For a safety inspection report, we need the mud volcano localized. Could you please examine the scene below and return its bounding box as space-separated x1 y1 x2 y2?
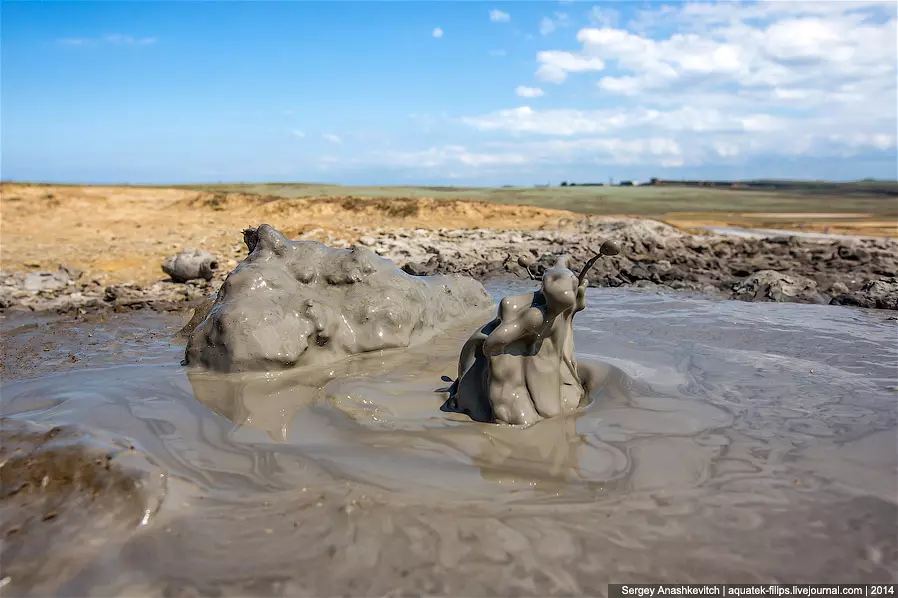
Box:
184 224 493 372
442 241 620 425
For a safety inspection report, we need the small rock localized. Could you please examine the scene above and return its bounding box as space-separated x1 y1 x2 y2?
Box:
830 278 898 310
23 266 72 292
359 236 376 246
732 270 824 304
829 281 849 296
517 255 536 268
162 249 219 283
401 262 435 276
58 264 83 281
836 243 870 262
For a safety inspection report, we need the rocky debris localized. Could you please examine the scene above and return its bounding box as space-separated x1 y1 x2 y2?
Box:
731 270 826 304
22 264 81 292
830 278 898 310
356 219 897 309
184 224 493 372
2 219 897 313
162 249 219 283
0 270 217 314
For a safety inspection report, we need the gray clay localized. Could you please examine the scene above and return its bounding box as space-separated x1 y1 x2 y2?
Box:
162 249 219 283
442 241 619 426
184 224 493 372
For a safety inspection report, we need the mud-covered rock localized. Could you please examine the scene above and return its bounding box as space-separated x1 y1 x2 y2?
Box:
162 249 219 283
22 265 80 292
830 278 898 310
184 224 494 372
731 270 825 304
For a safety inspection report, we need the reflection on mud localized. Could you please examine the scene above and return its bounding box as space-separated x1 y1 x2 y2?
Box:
189 350 635 495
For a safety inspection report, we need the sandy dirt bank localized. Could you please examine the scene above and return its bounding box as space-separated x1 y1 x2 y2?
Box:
2 183 896 312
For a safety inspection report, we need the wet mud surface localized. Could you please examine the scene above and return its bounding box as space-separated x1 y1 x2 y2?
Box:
1 282 897 595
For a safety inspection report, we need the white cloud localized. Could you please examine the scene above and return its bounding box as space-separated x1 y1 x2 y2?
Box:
462 106 786 136
571 4 897 107
490 9 510 23
539 18 556 36
382 145 529 169
481 136 686 167
432 27 444 38
323 133 342 144
320 2 896 178
509 0 896 167
58 34 156 47
292 129 306 138
515 86 545 98
587 6 619 28
539 12 571 36
459 100 896 166
536 50 605 83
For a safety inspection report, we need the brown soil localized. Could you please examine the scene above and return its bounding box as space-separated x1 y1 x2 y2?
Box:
0 184 583 285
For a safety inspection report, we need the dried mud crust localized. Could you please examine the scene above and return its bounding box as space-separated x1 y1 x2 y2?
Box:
371 219 898 308
0 418 166 595
2 218 897 313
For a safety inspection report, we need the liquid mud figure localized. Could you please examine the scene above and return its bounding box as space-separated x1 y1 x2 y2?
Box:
442 242 619 426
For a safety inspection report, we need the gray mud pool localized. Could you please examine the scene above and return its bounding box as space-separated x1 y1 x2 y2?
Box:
1 282 896 596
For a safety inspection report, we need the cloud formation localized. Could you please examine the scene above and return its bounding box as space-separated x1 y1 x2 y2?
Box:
536 50 605 83
432 27 444 38
323 133 342 144
316 2 896 182
515 86 545 98
489 9 510 23
58 34 157 47
444 0 896 174
539 12 570 36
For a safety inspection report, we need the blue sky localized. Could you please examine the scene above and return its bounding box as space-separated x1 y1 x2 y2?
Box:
2 1 896 185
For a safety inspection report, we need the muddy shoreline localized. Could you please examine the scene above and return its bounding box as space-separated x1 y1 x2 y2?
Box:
2 219 897 314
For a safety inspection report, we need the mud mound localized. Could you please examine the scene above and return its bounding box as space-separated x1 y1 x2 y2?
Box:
184 224 494 372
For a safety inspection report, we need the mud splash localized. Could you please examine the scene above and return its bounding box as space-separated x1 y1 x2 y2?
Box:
1 282 896 595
